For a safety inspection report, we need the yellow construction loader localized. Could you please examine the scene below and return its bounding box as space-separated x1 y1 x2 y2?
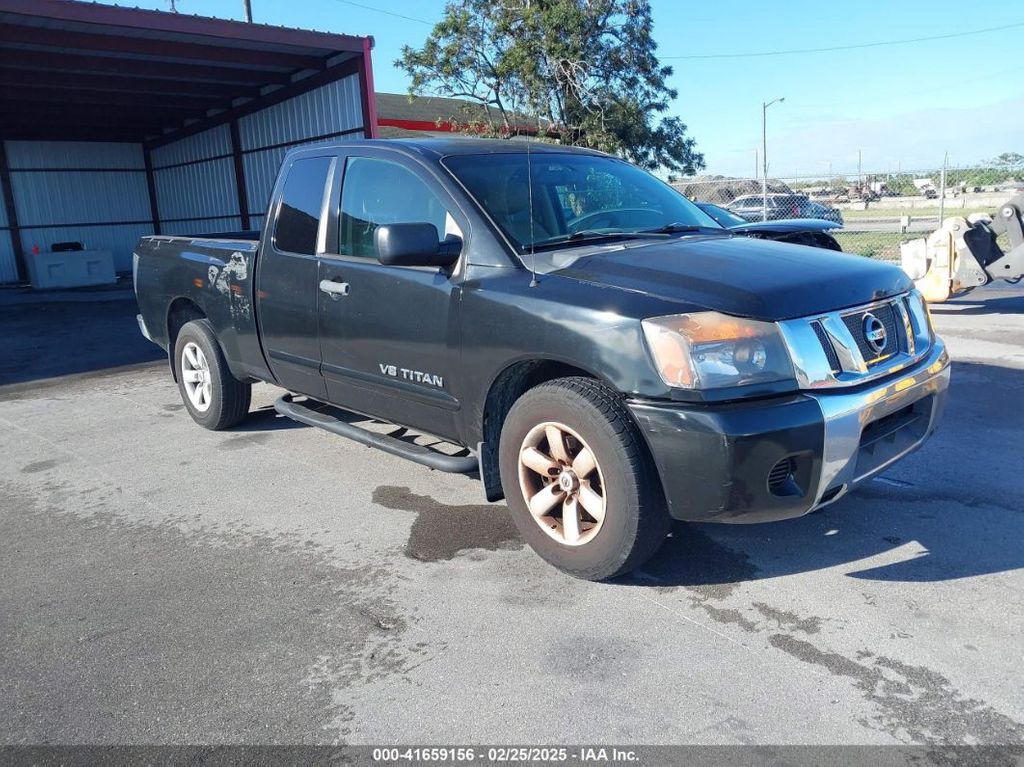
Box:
900 195 1024 302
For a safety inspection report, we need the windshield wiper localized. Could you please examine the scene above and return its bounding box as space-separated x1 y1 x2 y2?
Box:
642 222 721 234
531 229 671 248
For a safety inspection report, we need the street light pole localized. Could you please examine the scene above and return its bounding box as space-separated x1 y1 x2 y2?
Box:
762 97 784 222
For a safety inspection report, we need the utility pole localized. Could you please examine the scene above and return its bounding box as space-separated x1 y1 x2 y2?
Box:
243 0 252 22
939 151 949 221
762 97 784 222
754 149 759 181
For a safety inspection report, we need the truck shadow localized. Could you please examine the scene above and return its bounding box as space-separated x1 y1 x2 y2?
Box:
0 290 164 387
620 358 1024 588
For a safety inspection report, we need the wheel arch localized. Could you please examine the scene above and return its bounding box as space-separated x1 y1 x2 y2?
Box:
476 357 621 502
166 297 207 382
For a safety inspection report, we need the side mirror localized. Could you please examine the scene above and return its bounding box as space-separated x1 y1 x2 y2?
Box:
375 223 461 268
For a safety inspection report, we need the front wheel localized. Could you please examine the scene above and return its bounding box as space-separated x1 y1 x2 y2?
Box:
174 319 251 430
498 377 670 580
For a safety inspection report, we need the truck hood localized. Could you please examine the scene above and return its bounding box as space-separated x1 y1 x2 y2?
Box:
552 235 912 321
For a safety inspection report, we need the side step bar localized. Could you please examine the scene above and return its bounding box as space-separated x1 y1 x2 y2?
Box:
274 394 478 474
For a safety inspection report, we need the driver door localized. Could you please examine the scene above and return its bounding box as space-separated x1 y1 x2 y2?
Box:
316 151 468 441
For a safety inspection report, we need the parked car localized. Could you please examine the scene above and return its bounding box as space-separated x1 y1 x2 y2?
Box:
726 193 844 225
134 139 949 581
695 201 843 251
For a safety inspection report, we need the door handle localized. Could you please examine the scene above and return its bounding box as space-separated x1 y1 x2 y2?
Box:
319 279 350 298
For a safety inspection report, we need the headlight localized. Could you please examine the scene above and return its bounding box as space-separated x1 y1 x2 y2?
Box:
641 311 795 390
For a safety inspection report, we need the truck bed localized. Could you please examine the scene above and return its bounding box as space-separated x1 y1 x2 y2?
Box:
134 230 266 383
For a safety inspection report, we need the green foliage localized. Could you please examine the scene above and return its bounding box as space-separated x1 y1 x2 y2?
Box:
991 152 1024 169
397 0 704 174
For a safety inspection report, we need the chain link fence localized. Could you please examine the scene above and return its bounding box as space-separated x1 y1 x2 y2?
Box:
671 165 1024 261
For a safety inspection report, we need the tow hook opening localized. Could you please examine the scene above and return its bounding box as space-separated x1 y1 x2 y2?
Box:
767 454 811 498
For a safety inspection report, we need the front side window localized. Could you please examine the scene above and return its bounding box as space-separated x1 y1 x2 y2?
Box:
443 152 720 252
274 156 333 255
339 156 460 259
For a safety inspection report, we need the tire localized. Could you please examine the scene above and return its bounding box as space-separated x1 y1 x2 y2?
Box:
173 319 251 430
498 377 670 580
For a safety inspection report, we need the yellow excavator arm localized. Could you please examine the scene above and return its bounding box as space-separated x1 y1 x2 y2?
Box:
901 195 1024 302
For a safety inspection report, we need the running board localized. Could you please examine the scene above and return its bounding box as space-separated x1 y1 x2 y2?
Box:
274 394 478 474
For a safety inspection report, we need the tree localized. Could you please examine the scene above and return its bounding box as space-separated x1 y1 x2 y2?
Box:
397 0 704 174
992 152 1024 169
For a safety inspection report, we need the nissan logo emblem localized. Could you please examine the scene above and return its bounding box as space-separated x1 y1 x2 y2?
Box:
862 312 887 354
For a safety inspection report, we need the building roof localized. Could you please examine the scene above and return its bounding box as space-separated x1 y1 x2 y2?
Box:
0 0 373 143
375 92 544 136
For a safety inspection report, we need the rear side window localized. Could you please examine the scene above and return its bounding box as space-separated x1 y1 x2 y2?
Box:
339 156 457 259
274 156 333 255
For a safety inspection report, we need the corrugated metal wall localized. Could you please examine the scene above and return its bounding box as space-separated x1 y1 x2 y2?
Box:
241 73 365 224
150 124 242 235
5 140 151 275
0 68 366 284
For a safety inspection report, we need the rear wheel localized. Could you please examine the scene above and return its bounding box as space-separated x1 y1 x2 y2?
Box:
174 319 251 430
498 377 670 580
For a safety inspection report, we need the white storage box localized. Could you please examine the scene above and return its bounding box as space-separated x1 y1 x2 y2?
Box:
26 249 117 289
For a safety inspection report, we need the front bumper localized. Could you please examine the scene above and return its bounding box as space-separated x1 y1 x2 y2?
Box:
628 339 950 523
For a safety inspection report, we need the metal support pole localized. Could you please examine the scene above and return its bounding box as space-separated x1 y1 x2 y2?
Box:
143 143 161 236
939 151 948 221
229 118 251 231
761 103 768 222
761 97 783 222
0 139 27 283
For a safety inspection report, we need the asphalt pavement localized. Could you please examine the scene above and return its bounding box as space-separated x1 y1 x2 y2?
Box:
1 282 1022 746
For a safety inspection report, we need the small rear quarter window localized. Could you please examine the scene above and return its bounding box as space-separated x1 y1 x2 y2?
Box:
274 157 333 255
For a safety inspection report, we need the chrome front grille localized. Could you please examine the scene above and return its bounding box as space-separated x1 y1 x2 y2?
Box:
777 290 934 390
839 302 901 365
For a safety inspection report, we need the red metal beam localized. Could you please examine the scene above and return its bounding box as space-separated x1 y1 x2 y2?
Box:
0 69 259 98
377 118 458 133
0 50 294 85
0 24 326 70
0 0 368 54
0 84 226 109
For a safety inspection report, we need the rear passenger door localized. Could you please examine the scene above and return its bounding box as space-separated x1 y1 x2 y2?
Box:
316 151 468 441
256 154 335 399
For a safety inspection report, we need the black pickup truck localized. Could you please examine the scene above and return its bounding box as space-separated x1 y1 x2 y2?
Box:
134 139 950 580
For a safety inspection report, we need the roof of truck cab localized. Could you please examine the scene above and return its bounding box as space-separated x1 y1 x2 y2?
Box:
290 138 607 159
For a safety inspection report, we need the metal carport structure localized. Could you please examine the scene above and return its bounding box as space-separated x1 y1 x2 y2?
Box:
0 0 377 284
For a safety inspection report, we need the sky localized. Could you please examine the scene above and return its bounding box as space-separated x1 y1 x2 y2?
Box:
104 0 1023 178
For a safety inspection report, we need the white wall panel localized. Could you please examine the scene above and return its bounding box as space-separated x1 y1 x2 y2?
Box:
12 170 150 226
150 124 231 167
238 73 363 151
6 141 143 170
2 141 153 280
160 217 242 236
153 158 238 221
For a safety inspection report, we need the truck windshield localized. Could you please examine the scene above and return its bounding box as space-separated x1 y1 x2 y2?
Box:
443 152 721 252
